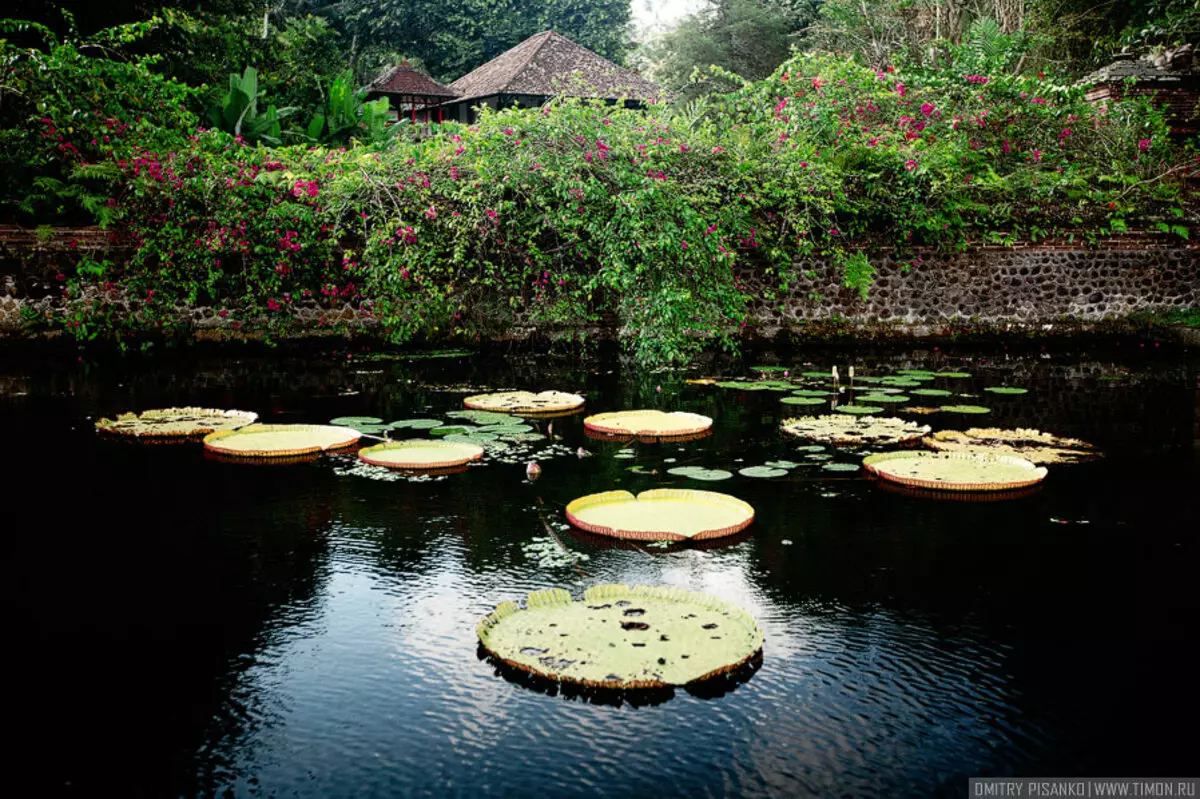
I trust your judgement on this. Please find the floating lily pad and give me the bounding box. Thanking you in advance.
[352,424,392,435]
[935,372,972,378]
[940,405,992,414]
[359,439,484,470]
[96,407,257,440]
[906,406,943,414]
[857,394,910,404]
[822,462,860,472]
[764,460,801,469]
[862,451,1047,492]
[924,428,1100,465]
[464,390,585,414]
[801,370,834,378]
[478,423,535,434]
[444,432,500,444]
[911,389,953,397]
[835,405,885,415]
[850,376,884,384]
[430,425,473,436]
[389,418,444,430]
[584,410,713,440]
[666,466,734,481]
[751,365,789,373]
[804,453,832,461]
[791,389,832,397]
[566,489,754,540]
[444,410,518,425]
[984,387,1029,395]
[794,444,826,452]
[204,424,361,459]
[739,466,788,478]
[781,396,825,406]
[477,584,764,688]
[329,416,383,427]
[781,415,931,446]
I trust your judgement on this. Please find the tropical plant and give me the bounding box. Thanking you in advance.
[298,70,392,144]
[207,66,296,144]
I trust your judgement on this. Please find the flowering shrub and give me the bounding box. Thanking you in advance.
[18,48,1192,364]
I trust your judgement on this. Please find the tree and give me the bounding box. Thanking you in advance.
[641,0,817,97]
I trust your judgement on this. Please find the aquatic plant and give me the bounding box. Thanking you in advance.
[781,396,826,406]
[358,439,484,470]
[862,451,1048,492]
[739,466,789,478]
[781,414,931,446]
[834,404,886,415]
[477,585,764,688]
[565,489,754,541]
[583,410,713,440]
[666,466,734,481]
[939,405,992,414]
[983,387,1029,395]
[96,407,257,440]
[924,428,1100,465]
[389,418,445,429]
[204,424,361,459]
[464,391,585,414]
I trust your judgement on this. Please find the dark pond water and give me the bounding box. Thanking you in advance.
[4,342,1198,797]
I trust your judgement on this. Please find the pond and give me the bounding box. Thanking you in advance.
[4,342,1198,797]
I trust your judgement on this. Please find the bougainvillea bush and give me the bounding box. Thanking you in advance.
[11,35,1190,363]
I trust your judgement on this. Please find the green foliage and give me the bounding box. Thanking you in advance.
[298,71,394,145]
[207,66,296,144]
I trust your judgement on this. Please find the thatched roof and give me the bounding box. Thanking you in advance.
[447,31,662,104]
[368,62,457,99]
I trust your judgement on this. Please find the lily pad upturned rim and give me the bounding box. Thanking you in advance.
[583,410,713,440]
[862,450,1048,492]
[96,407,258,439]
[923,427,1100,465]
[203,423,361,459]
[566,488,754,541]
[463,390,585,415]
[477,584,764,689]
[358,439,484,470]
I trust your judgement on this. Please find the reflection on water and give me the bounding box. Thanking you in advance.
[3,344,1197,796]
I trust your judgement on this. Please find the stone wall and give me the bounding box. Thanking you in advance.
[2,227,1197,340]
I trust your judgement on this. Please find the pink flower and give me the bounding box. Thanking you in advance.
[965,75,989,84]
[218,309,229,318]
[503,128,513,136]
[920,102,935,117]
[425,206,437,220]
[829,227,839,236]
[1031,150,1042,162]
[895,82,906,97]
[1138,138,1152,151]
[712,146,724,154]
[681,241,689,250]
[905,160,917,171]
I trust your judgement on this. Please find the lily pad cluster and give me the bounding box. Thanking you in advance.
[96,407,258,440]
[477,584,764,689]
[924,428,1100,465]
[780,415,931,446]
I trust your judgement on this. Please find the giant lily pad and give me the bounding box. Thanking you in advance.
[781,415,931,446]
[204,424,360,459]
[96,407,257,440]
[924,428,1100,465]
[862,451,1047,492]
[584,410,713,440]
[464,390,584,414]
[477,584,764,688]
[566,488,754,541]
[359,439,484,470]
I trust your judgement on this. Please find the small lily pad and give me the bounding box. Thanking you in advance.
[739,466,789,478]
[479,423,535,434]
[935,372,972,378]
[911,389,952,397]
[330,416,383,426]
[430,425,473,436]
[984,387,1029,395]
[822,462,860,472]
[857,394,910,404]
[802,370,834,378]
[940,405,991,414]
[751,365,789,373]
[835,405,885,415]
[389,418,443,429]
[764,460,801,469]
[666,466,733,481]
[791,389,831,397]
[795,444,826,452]
[782,396,825,406]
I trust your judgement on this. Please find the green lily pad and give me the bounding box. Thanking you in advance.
[352,424,392,435]
[857,394,910,404]
[795,444,826,452]
[330,416,383,426]
[476,585,763,688]
[764,460,801,469]
[935,372,972,378]
[940,405,991,414]
[822,462,860,472]
[850,376,884,384]
[389,418,443,429]
[715,380,758,389]
[666,466,734,481]
[751,365,789,373]
[445,410,519,425]
[430,425,473,436]
[984,387,1029,395]
[791,389,832,397]
[478,423,535,434]
[781,396,826,406]
[835,405,885,415]
[801,370,834,378]
[739,466,789,478]
[911,388,953,397]
[805,453,833,461]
